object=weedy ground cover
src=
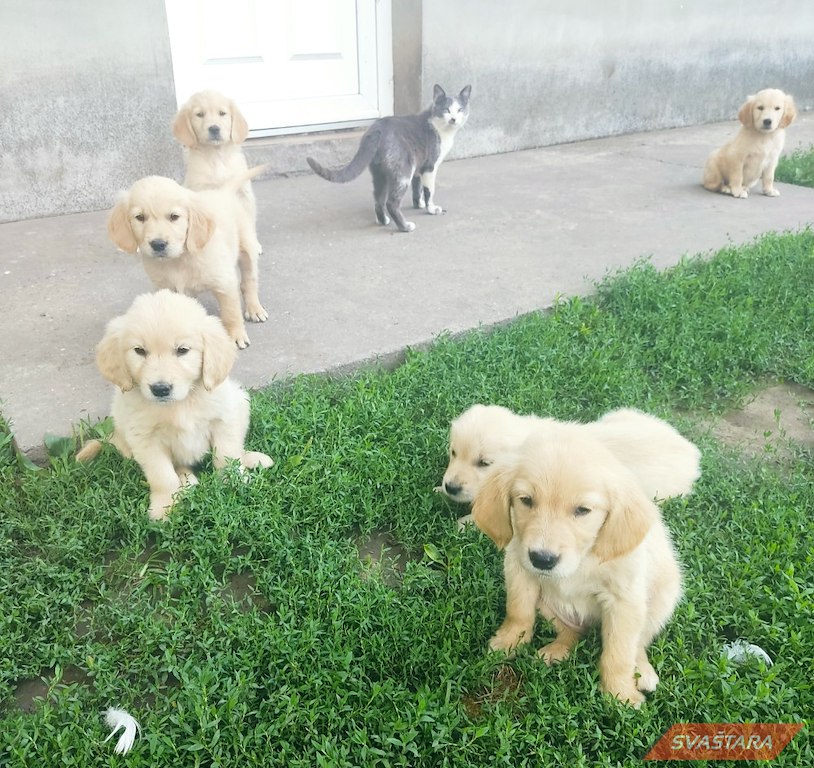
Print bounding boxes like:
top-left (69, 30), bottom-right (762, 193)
top-left (1, 231), bottom-right (812, 766)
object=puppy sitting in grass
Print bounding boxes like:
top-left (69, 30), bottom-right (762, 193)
top-left (472, 425), bottom-right (683, 707)
top-left (77, 290), bottom-right (272, 520)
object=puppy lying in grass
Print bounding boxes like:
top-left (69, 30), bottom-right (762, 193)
top-left (472, 424), bottom-right (683, 707)
top-left (703, 88), bottom-right (797, 199)
top-left (439, 404), bottom-right (701, 526)
top-left (77, 290), bottom-right (272, 520)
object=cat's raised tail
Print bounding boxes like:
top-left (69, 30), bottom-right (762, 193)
top-left (307, 130), bottom-right (381, 183)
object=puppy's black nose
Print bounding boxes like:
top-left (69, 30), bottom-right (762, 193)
top-left (444, 480), bottom-right (462, 496)
top-left (149, 239), bottom-right (167, 254)
top-left (763, 118), bottom-right (773, 128)
top-left (208, 125), bottom-right (221, 137)
top-left (150, 382), bottom-right (173, 399)
top-left (528, 549), bottom-right (560, 572)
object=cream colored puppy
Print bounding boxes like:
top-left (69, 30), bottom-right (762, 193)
top-left (440, 404), bottom-right (700, 519)
top-left (77, 291), bottom-right (272, 520)
top-left (108, 171), bottom-right (268, 348)
top-left (172, 89), bottom-right (263, 258)
top-left (703, 88), bottom-right (797, 199)
top-left (473, 425), bottom-right (683, 707)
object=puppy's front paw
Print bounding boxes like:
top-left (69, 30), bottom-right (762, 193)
top-left (732, 187), bottom-right (748, 199)
top-left (488, 623), bottom-right (531, 654)
top-left (242, 451), bottom-right (274, 470)
top-left (456, 513), bottom-right (474, 531)
top-left (635, 661), bottom-right (660, 692)
top-left (537, 640), bottom-right (573, 665)
top-left (231, 331), bottom-right (251, 349)
top-left (602, 678), bottom-right (646, 708)
top-left (148, 495), bottom-right (173, 521)
top-left (763, 187), bottom-right (780, 197)
top-left (244, 303), bottom-right (268, 323)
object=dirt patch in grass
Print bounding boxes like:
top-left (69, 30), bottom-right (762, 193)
top-left (13, 665), bottom-right (92, 713)
top-left (355, 527), bottom-right (413, 588)
top-left (704, 382), bottom-right (814, 459)
top-left (462, 664), bottom-right (525, 719)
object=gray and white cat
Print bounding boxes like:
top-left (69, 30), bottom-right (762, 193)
top-left (307, 84), bottom-right (472, 232)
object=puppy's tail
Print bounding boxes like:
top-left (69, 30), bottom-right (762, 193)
top-left (306, 130), bottom-right (380, 183)
top-left (76, 439), bottom-right (104, 463)
top-left (220, 163), bottom-right (269, 193)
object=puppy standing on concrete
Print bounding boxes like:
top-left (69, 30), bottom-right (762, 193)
top-left (77, 290), bottom-right (273, 520)
top-left (703, 88), bottom-right (797, 199)
top-left (172, 89), bottom-right (264, 264)
top-left (107, 169), bottom-right (267, 348)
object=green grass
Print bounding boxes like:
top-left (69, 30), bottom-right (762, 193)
top-left (1, 231), bottom-right (813, 766)
top-left (776, 144), bottom-right (814, 188)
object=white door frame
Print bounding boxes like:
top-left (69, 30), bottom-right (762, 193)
top-left (164, 0), bottom-right (393, 137)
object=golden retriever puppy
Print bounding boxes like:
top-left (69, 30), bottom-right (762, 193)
top-left (107, 170), bottom-right (268, 348)
top-left (76, 290), bottom-right (273, 520)
top-left (439, 404), bottom-right (700, 516)
top-left (473, 424), bottom-right (683, 707)
top-left (441, 405), bottom-right (552, 504)
top-left (172, 90), bottom-right (263, 260)
top-left (703, 88), bottom-right (797, 199)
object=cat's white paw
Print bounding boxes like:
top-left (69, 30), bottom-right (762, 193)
top-left (427, 204), bottom-right (443, 215)
top-left (402, 221), bottom-right (416, 232)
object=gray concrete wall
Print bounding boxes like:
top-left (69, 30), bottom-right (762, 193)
top-left (3, 1), bottom-right (814, 221)
top-left (420, 0), bottom-right (814, 160)
top-left (0, 0), bottom-right (181, 223)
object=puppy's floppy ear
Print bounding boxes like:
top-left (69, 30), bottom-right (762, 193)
top-left (230, 101), bottom-right (249, 143)
top-left (781, 94), bottom-right (797, 128)
top-left (471, 467), bottom-right (514, 549)
top-left (185, 200), bottom-right (215, 254)
top-left (96, 316), bottom-right (133, 392)
top-left (738, 96), bottom-right (755, 128)
top-left (200, 314), bottom-right (237, 390)
top-left (593, 474), bottom-right (659, 562)
top-left (172, 107), bottom-right (198, 148)
top-left (107, 194), bottom-right (138, 253)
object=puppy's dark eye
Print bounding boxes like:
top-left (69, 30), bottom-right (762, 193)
top-left (450, 449), bottom-right (456, 458)
top-left (575, 505), bottom-right (592, 517)
top-left (757, 105), bottom-right (765, 111)
top-left (476, 458), bottom-right (492, 468)
top-left (219, 110), bottom-right (227, 117)
top-left (133, 346), bottom-right (147, 357)
top-left (176, 346), bottom-right (190, 356)
top-left (774, 106), bottom-right (781, 111)
top-left (168, 213), bottom-right (180, 222)
top-left (518, 495), bottom-right (533, 508)
top-left (134, 213), bottom-right (146, 222)
top-left (196, 111), bottom-right (204, 118)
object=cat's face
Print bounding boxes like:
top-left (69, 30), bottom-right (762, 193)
top-left (431, 85), bottom-right (472, 130)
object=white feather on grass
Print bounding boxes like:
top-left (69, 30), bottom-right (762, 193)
top-left (103, 708), bottom-right (141, 754)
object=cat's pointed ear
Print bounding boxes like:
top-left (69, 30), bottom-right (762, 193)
top-left (432, 84), bottom-right (446, 102)
top-left (458, 85), bottom-right (472, 105)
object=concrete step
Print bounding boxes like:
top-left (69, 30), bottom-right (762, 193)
top-left (244, 127), bottom-right (365, 178)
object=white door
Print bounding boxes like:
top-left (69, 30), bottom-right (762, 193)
top-left (164, 0), bottom-right (393, 136)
